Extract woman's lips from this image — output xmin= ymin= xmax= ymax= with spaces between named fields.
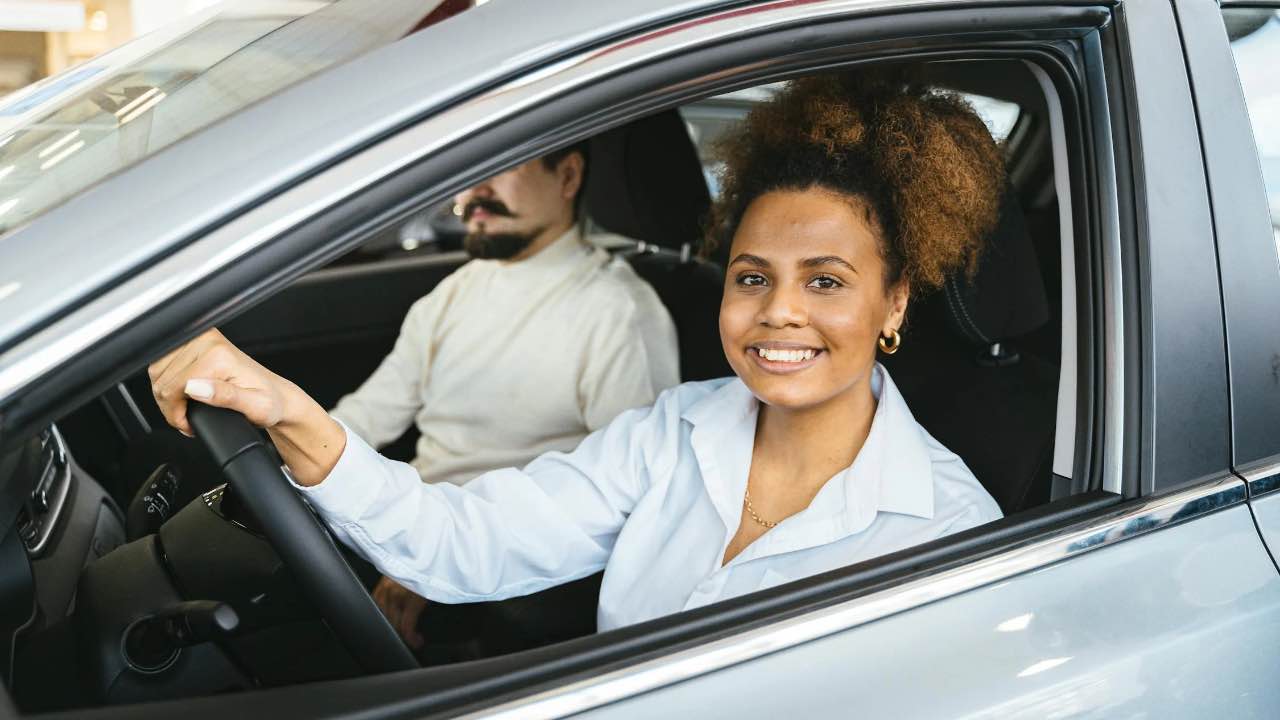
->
xmin=747 ymin=346 xmax=824 ymax=374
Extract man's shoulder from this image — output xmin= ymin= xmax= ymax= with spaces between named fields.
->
xmin=406 ymin=259 xmax=481 ymax=311
xmin=577 ymin=233 xmax=665 ymax=306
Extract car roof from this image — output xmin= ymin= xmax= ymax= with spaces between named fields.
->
xmin=0 ymin=0 xmax=733 ymax=355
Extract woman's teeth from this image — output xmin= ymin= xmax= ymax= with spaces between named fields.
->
xmin=755 ymin=347 xmax=817 ymax=363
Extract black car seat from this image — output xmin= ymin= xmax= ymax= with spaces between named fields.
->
xmin=583 ymin=109 xmax=732 ymax=381
xmin=879 ymin=188 xmax=1059 ymax=515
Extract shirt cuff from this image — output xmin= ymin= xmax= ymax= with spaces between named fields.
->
xmin=287 ymin=418 xmax=386 ymax=525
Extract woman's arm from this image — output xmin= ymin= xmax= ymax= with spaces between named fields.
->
xmin=304 ymin=412 xmax=656 ymax=602
xmin=149 ymin=329 xmax=660 ymax=602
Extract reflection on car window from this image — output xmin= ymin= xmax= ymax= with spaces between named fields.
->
xmin=1224 ymin=8 xmax=1280 ymax=253
xmin=680 ymin=83 xmax=1020 ymax=198
xmin=0 ymin=0 xmax=452 ymax=236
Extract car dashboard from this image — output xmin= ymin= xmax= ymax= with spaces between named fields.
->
xmin=2 ymin=422 xmax=127 ymax=710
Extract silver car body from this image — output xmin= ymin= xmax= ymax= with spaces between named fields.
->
xmin=2 ymin=0 xmax=1280 ymax=717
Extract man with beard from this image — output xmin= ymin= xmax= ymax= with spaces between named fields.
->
xmin=328 ymin=143 xmax=679 ymax=648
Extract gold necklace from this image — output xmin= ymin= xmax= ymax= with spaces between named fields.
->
xmin=743 ymin=488 xmax=779 ymax=529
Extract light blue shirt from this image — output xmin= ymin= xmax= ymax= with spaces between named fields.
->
xmin=297 ymin=364 xmax=1003 ymax=631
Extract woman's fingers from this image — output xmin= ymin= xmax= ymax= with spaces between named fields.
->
xmin=150 ymin=331 xmax=228 ymax=435
xmin=147 ymin=329 xmax=289 ymax=437
xmin=183 ymin=378 xmax=282 ymax=429
xmin=149 ymin=329 xmax=221 ymax=400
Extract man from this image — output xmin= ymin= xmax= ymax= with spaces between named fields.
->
xmin=329 ymin=142 xmax=679 ymax=648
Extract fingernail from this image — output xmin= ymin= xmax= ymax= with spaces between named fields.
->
xmin=185 ymin=379 xmax=213 ymax=400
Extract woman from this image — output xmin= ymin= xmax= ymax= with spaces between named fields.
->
xmin=149 ymin=70 xmax=1005 ymax=634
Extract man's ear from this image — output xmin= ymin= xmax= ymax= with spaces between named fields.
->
xmin=558 ymin=151 xmax=585 ymax=203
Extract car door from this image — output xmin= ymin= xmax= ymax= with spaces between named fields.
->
xmin=492 ymin=1 xmax=1280 ymax=716
xmin=1182 ymin=2 xmax=1280 ymax=568
xmin=4 ymin=1 xmax=1280 ymax=718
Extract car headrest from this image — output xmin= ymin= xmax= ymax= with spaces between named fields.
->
xmin=584 ymin=110 xmax=711 ymax=252
xmin=940 ymin=187 xmax=1049 ymax=349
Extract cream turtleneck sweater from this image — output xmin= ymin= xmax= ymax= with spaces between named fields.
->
xmin=331 ymin=227 xmax=680 ymax=485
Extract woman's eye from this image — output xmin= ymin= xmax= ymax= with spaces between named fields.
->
xmin=808 ymin=275 xmax=842 ymax=290
xmin=737 ymin=273 xmax=768 ymax=287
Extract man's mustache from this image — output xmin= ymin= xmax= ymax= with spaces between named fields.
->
xmin=462 ymin=198 xmax=514 ymax=221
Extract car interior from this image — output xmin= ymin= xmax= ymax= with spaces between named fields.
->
xmin=1 ymin=56 xmax=1076 ymax=714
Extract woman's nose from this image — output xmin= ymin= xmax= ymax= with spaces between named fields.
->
xmin=756 ymin=285 xmax=807 ymax=328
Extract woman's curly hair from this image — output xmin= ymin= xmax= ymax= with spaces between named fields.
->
xmin=710 ymin=69 xmax=1005 ymax=294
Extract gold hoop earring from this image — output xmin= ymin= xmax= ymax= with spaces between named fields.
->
xmin=878 ymin=329 xmax=902 ymax=355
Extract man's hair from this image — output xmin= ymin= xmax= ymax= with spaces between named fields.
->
xmin=540 ymin=139 xmax=592 ymax=218
xmin=710 ymin=68 xmax=1005 ymax=295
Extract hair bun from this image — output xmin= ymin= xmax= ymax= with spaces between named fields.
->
xmin=712 ymin=67 xmax=1005 ymax=293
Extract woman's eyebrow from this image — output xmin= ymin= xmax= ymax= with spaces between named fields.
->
xmin=728 ymin=253 xmax=770 ymax=267
xmin=801 ymin=255 xmax=858 ymax=274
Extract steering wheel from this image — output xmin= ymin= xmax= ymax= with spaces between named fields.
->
xmin=186 ymin=401 xmax=417 ymax=673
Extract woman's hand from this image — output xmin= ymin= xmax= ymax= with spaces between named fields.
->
xmin=148 ymin=328 xmax=346 ymax=486
xmin=372 ymin=575 xmax=428 ymax=650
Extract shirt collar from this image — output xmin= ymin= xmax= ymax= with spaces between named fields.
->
xmin=683 ymin=379 xmax=759 ymax=540
xmin=855 ymin=366 xmax=935 ymax=521
xmin=683 ymin=364 xmax=935 ymax=559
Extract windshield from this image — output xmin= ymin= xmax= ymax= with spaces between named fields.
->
xmin=0 ymin=0 xmax=448 ymax=236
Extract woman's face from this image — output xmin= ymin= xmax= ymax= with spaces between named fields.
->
xmin=720 ymin=188 xmax=909 ymax=411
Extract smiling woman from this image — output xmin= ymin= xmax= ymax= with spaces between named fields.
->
xmin=144 ymin=66 xmax=1006 ymax=634
xmin=712 ymin=70 xmax=1005 ymax=565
